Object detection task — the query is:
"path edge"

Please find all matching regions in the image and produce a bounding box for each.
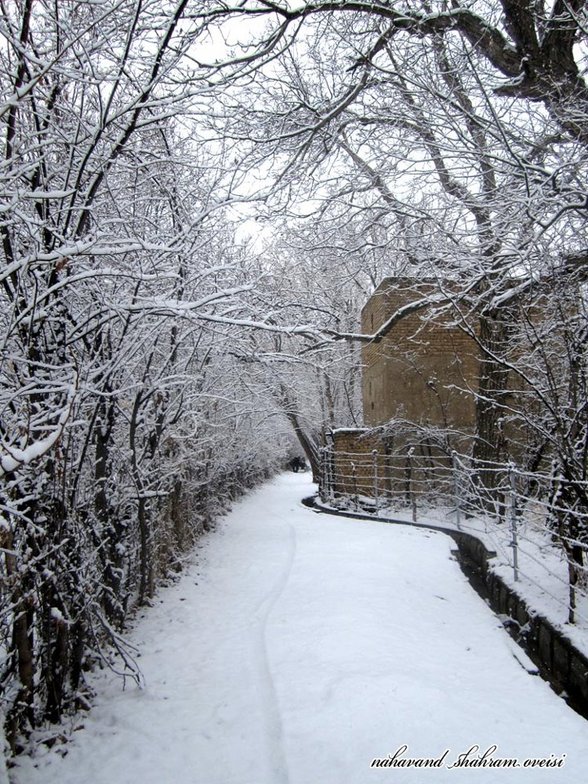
[303,494,588,721]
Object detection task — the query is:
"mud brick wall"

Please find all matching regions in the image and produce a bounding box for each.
[330,429,455,502]
[361,278,479,432]
[331,429,387,498]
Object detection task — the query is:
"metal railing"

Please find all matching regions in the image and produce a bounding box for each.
[319,445,588,625]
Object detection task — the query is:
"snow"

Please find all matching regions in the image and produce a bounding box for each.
[0,387,75,477]
[10,473,588,784]
[329,496,588,653]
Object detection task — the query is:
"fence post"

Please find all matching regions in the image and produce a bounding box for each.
[372,449,379,514]
[406,448,417,523]
[509,463,519,582]
[319,447,326,501]
[320,445,334,503]
[352,462,359,511]
[452,450,462,531]
[351,463,359,512]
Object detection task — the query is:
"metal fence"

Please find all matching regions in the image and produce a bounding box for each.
[319,445,588,625]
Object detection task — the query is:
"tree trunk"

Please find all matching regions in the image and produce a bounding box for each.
[473,313,511,509]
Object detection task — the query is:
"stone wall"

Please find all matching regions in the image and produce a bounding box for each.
[455,530,588,718]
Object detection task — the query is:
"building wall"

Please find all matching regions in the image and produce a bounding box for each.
[361,278,479,432]
[330,429,385,498]
[327,428,453,503]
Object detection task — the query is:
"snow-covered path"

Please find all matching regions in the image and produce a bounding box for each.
[12,474,588,784]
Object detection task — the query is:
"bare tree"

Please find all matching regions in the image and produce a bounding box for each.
[0,0,293,748]
[203,2,588,595]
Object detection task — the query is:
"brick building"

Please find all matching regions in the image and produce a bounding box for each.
[325,275,576,501]
[361,277,479,433]
[324,277,478,500]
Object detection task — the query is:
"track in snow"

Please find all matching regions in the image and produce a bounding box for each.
[11,473,588,784]
[252,522,296,784]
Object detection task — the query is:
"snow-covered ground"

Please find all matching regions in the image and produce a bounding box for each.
[326,495,588,652]
[10,473,588,784]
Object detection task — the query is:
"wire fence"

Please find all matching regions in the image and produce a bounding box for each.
[319,445,588,626]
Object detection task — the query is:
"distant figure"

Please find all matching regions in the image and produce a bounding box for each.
[290,456,306,473]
